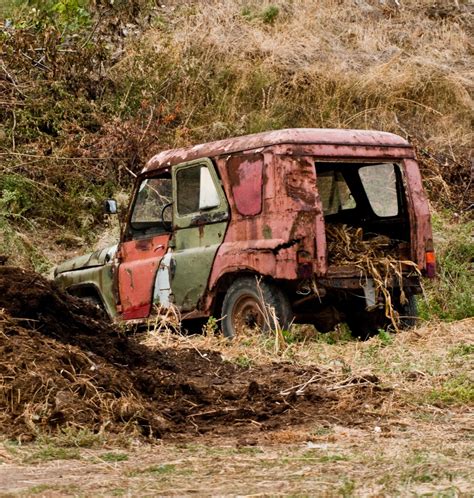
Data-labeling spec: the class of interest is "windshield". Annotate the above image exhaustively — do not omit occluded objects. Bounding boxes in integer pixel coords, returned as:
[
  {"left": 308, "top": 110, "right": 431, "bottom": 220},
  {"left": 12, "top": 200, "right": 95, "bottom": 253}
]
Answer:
[{"left": 131, "top": 177, "right": 172, "bottom": 228}]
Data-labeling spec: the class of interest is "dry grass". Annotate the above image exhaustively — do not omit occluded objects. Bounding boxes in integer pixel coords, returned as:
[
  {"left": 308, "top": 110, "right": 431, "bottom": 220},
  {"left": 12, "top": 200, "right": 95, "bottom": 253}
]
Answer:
[
  {"left": 117, "top": 0, "right": 473, "bottom": 156},
  {"left": 326, "top": 224, "right": 422, "bottom": 329},
  {"left": 2, "top": 317, "right": 471, "bottom": 496}
]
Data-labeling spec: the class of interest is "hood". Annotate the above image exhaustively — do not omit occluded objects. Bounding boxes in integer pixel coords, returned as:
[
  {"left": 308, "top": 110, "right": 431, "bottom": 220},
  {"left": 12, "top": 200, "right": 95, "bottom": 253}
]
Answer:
[{"left": 54, "top": 244, "right": 118, "bottom": 276}]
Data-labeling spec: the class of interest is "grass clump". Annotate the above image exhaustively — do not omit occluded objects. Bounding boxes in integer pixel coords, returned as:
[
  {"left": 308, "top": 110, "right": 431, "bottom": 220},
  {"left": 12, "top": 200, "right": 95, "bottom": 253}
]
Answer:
[
  {"left": 419, "top": 213, "right": 473, "bottom": 321},
  {"left": 101, "top": 452, "right": 129, "bottom": 462},
  {"left": 427, "top": 375, "right": 474, "bottom": 406}
]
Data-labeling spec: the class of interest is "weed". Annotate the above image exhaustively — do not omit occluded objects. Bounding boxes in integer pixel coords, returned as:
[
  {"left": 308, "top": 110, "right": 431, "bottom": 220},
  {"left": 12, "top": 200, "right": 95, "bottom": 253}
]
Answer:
[
  {"left": 37, "top": 427, "right": 105, "bottom": 448},
  {"left": 339, "top": 478, "right": 355, "bottom": 497},
  {"left": 127, "top": 464, "right": 176, "bottom": 477},
  {"left": 235, "top": 355, "right": 252, "bottom": 368},
  {"left": 419, "top": 214, "right": 474, "bottom": 321},
  {"left": 377, "top": 329, "right": 394, "bottom": 346},
  {"left": 427, "top": 375, "right": 474, "bottom": 405},
  {"left": 319, "top": 454, "right": 349, "bottom": 463},
  {"left": 24, "top": 445, "right": 81, "bottom": 463},
  {"left": 310, "top": 426, "right": 333, "bottom": 437},
  {"left": 101, "top": 452, "right": 129, "bottom": 462},
  {"left": 202, "top": 316, "right": 218, "bottom": 336},
  {"left": 261, "top": 5, "right": 280, "bottom": 24},
  {"left": 449, "top": 344, "right": 474, "bottom": 358},
  {"left": 27, "top": 485, "right": 55, "bottom": 494}
]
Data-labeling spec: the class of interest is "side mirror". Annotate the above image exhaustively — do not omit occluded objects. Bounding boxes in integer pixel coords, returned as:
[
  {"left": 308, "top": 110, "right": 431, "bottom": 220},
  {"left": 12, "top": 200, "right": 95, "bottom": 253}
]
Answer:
[{"left": 104, "top": 199, "right": 117, "bottom": 215}]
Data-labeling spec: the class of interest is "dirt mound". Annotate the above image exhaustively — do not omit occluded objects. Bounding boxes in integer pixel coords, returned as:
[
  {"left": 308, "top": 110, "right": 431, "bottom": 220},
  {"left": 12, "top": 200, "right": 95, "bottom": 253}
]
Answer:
[{"left": 0, "top": 267, "right": 388, "bottom": 441}]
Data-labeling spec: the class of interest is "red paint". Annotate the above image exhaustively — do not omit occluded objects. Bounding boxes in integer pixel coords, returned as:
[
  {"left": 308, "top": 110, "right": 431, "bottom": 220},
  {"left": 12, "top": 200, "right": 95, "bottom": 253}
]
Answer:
[
  {"left": 144, "top": 128, "right": 412, "bottom": 173},
  {"left": 117, "top": 233, "right": 170, "bottom": 319},
  {"left": 228, "top": 154, "right": 263, "bottom": 216},
  {"left": 402, "top": 158, "right": 434, "bottom": 274}
]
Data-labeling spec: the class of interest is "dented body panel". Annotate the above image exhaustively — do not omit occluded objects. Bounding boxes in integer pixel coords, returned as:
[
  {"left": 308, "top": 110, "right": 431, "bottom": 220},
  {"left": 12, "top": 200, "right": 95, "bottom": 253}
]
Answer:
[{"left": 54, "top": 128, "right": 433, "bottom": 328}]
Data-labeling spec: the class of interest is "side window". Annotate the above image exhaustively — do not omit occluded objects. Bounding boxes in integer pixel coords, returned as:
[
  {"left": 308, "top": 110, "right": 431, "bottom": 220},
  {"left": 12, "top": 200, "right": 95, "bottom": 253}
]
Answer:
[
  {"left": 227, "top": 154, "right": 263, "bottom": 216},
  {"left": 317, "top": 171, "right": 356, "bottom": 215},
  {"left": 131, "top": 176, "right": 172, "bottom": 228},
  {"left": 176, "top": 164, "right": 220, "bottom": 216}
]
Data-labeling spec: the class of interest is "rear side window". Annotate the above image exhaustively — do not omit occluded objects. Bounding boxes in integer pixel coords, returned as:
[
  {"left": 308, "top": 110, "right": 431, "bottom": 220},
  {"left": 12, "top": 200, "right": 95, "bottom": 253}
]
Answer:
[
  {"left": 359, "top": 163, "right": 398, "bottom": 217},
  {"left": 227, "top": 154, "right": 263, "bottom": 216},
  {"left": 317, "top": 171, "right": 356, "bottom": 215}
]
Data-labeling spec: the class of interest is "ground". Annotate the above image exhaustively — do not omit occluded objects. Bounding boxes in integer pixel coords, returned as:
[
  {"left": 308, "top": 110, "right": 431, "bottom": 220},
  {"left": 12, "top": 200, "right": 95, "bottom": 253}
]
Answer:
[{"left": 0, "top": 268, "right": 472, "bottom": 496}]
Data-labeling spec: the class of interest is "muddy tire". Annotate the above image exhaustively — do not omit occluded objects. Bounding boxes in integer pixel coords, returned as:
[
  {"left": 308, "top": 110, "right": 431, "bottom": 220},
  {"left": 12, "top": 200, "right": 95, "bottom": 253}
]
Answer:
[
  {"left": 346, "top": 307, "right": 388, "bottom": 340},
  {"left": 221, "top": 277, "right": 292, "bottom": 339},
  {"left": 398, "top": 294, "right": 418, "bottom": 329}
]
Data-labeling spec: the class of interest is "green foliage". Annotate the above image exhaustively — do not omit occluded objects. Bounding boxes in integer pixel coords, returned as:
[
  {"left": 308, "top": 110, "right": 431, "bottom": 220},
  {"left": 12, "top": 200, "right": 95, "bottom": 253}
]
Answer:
[
  {"left": 101, "top": 452, "right": 129, "bottom": 462},
  {"left": 9, "top": 0, "right": 91, "bottom": 30},
  {"left": 377, "top": 329, "right": 394, "bottom": 346},
  {"left": 419, "top": 215, "right": 474, "bottom": 321},
  {"left": 24, "top": 445, "right": 81, "bottom": 463},
  {"left": 0, "top": 174, "right": 36, "bottom": 218},
  {"left": 202, "top": 316, "right": 218, "bottom": 336},
  {"left": 32, "top": 427, "right": 106, "bottom": 450},
  {"left": 449, "top": 344, "right": 474, "bottom": 358},
  {"left": 241, "top": 5, "right": 280, "bottom": 24},
  {"left": 261, "top": 5, "right": 280, "bottom": 24},
  {"left": 427, "top": 375, "right": 474, "bottom": 405},
  {"left": 127, "top": 464, "right": 176, "bottom": 477},
  {"left": 235, "top": 355, "right": 252, "bottom": 368}
]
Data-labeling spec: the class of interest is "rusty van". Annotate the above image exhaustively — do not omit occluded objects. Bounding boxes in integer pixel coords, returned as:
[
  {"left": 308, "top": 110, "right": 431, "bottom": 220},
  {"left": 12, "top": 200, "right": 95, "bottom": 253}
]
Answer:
[{"left": 54, "top": 128, "right": 435, "bottom": 338}]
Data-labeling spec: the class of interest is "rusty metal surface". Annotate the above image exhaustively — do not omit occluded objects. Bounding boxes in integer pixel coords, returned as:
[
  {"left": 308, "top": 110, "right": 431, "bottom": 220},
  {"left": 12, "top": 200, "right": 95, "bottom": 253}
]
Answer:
[
  {"left": 145, "top": 129, "right": 412, "bottom": 172},
  {"left": 402, "top": 158, "right": 434, "bottom": 272},
  {"left": 227, "top": 154, "right": 264, "bottom": 216},
  {"left": 117, "top": 234, "right": 170, "bottom": 320},
  {"left": 207, "top": 153, "right": 321, "bottom": 298}
]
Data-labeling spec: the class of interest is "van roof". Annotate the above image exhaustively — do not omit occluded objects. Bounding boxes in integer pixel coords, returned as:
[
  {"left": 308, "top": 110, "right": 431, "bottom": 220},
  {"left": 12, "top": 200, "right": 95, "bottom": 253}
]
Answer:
[{"left": 144, "top": 128, "right": 411, "bottom": 172}]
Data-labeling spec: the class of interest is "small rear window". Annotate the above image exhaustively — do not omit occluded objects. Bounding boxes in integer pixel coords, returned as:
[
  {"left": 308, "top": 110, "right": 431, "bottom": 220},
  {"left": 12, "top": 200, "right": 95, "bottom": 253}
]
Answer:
[
  {"left": 317, "top": 171, "right": 356, "bottom": 215},
  {"left": 359, "top": 163, "right": 399, "bottom": 217},
  {"left": 228, "top": 154, "right": 263, "bottom": 216}
]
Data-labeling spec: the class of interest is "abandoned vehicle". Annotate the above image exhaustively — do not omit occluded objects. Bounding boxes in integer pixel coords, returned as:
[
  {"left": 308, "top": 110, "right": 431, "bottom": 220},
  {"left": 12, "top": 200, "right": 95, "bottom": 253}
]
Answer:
[{"left": 54, "top": 128, "right": 435, "bottom": 338}]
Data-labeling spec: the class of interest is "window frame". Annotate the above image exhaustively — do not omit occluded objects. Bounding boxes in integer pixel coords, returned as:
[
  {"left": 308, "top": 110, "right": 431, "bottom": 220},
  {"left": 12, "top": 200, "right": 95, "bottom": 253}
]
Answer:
[
  {"left": 124, "top": 171, "right": 173, "bottom": 241},
  {"left": 172, "top": 158, "right": 228, "bottom": 229}
]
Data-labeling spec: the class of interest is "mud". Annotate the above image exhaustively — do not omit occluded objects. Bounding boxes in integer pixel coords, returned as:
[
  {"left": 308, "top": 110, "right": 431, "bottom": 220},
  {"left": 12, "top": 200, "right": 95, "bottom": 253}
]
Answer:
[{"left": 0, "top": 267, "right": 388, "bottom": 441}]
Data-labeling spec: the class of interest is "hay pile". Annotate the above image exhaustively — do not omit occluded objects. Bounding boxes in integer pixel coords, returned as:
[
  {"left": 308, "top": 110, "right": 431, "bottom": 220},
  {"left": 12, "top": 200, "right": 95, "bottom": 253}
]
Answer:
[{"left": 326, "top": 224, "right": 421, "bottom": 328}]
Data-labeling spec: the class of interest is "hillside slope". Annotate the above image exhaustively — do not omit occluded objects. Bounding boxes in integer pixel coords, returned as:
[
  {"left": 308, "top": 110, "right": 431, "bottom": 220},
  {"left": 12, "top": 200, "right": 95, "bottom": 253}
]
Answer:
[{"left": 0, "top": 0, "right": 472, "bottom": 271}]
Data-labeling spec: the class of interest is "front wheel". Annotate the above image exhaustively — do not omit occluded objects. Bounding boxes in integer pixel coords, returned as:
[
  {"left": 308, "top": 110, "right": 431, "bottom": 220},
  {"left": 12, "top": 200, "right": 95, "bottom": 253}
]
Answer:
[{"left": 221, "top": 277, "right": 292, "bottom": 339}]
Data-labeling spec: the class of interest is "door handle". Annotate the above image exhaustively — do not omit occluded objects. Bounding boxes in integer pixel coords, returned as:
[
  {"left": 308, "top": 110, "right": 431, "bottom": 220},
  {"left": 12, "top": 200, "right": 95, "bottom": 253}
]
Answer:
[{"left": 154, "top": 244, "right": 165, "bottom": 251}]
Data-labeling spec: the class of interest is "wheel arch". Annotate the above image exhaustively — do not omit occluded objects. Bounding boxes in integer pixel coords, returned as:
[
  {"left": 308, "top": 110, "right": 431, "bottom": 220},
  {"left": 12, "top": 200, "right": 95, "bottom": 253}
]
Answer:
[
  {"left": 208, "top": 268, "right": 266, "bottom": 317},
  {"left": 66, "top": 283, "right": 109, "bottom": 316}
]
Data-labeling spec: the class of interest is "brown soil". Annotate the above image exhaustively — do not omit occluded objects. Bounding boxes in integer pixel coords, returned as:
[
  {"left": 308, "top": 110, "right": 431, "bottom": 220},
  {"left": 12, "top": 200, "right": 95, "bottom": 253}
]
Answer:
[{"left": 0, "top": 267, "right": 388, "bottom": 442}]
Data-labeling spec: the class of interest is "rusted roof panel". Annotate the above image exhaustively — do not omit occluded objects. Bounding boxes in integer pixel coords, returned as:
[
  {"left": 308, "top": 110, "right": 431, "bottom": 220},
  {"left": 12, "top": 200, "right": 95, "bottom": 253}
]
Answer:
[{"left": 144, "top": 128, "right": 411, "bottom": 173}]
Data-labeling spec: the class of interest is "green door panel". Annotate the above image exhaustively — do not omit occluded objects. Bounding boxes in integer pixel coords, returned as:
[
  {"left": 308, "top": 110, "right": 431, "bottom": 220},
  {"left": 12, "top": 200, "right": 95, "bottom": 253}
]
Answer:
[
  {"left": 171, "top": 221, "right": 227, "bottom": 310},
  {"left": 170, "top": 158, "right": 229, "bottom": 311}
]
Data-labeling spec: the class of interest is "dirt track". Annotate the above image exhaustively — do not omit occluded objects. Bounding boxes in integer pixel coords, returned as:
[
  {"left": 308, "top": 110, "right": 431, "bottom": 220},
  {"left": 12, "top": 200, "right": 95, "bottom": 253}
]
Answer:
[{"left": 0, "top": 266, "right": 389, "bottom": 442}]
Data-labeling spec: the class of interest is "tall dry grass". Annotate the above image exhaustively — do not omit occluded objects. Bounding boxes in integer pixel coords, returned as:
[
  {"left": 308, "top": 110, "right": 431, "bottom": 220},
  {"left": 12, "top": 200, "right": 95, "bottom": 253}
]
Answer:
[{"left": 112, "top": 0, "right": 473, "bottom": 157}]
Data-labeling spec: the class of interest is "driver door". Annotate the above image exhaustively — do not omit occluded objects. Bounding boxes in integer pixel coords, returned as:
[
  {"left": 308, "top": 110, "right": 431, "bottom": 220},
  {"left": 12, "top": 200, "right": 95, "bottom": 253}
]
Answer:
[{"left": 117, "top": 174, "right": 172, "bottom": 320}]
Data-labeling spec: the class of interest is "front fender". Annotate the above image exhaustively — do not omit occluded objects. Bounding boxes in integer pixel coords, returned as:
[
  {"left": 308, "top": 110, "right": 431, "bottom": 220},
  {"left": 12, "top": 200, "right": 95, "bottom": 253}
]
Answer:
[{"left": 55, "top": 264, "right": 117, "bottom": 319}]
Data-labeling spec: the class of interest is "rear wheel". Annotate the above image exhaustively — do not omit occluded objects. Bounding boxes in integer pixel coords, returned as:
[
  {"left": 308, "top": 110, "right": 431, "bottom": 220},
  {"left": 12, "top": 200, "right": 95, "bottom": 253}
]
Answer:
[{"left": 221, "top": 277, "right": 292, "bottom": 339}]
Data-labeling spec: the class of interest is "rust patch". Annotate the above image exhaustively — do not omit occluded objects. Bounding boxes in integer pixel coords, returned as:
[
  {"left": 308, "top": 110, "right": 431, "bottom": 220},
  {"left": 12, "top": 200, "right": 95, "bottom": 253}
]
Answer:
[{"left": 285, "top": 168, "right": 316, "bottom": 205}]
